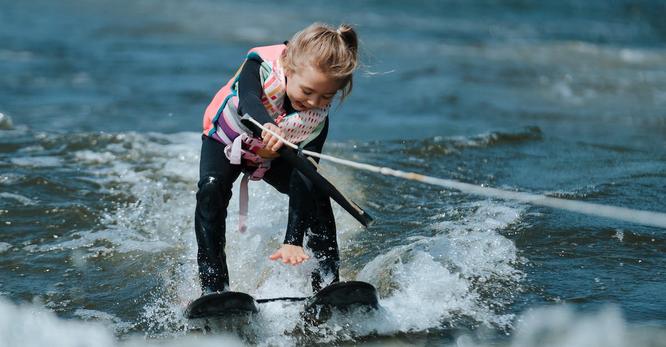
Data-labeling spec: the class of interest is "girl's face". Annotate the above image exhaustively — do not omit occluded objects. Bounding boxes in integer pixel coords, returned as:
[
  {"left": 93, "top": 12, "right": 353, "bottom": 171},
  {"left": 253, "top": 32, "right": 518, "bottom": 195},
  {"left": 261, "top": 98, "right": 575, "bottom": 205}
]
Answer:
[{"left": 285, "top": 65, "right": 341, "bottom": 111}]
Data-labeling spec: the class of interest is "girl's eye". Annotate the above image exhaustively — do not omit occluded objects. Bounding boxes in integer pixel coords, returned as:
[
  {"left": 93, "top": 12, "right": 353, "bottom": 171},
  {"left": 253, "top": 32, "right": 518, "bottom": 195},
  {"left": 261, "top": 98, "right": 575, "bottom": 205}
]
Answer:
[{"left": 302, "top": 90, "right": 312, "bottom": 95}]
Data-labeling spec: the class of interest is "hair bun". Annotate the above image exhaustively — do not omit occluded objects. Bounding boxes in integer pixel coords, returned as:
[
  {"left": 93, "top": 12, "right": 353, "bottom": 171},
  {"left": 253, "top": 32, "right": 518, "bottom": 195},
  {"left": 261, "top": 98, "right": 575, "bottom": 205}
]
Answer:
[{"left": 336, "top": 24, "right": 358, "bottom": 53}]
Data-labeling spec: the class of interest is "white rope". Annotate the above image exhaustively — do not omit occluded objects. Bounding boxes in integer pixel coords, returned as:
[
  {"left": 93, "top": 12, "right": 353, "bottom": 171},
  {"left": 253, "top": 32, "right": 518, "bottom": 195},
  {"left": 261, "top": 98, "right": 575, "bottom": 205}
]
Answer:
[{"left": 245, "top": 116, "right": 666, "bottom": 229}]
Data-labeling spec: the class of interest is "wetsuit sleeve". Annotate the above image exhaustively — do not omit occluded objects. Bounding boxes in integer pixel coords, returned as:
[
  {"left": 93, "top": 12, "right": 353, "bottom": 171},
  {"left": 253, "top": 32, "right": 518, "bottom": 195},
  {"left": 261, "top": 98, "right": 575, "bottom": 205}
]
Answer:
[
  {"left": 237, "top": 58, "right": 275, "bottom": 126},
  {"left": 283, "top": 118, "right": 330, "bottom": 246}
]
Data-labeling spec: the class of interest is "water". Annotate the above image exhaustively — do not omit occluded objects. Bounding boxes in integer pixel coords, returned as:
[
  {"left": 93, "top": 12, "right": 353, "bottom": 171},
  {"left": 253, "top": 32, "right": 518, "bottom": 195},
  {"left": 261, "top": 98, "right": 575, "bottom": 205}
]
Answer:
[{"left": 1, "top": 0, "right": 666, "bottom": 346}]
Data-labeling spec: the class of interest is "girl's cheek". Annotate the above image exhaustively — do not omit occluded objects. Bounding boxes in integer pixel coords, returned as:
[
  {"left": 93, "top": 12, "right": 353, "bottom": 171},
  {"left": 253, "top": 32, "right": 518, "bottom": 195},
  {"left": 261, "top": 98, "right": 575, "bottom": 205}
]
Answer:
[{"left": 289, "top": 89, "right": 302, "bottom": 101}]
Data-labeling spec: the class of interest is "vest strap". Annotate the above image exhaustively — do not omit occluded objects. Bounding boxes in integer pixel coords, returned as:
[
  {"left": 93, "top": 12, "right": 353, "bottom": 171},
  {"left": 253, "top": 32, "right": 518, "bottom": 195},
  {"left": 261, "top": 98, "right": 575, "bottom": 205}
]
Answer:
[
  {"left": 239, "top": 173, "right": 250, "bottom": 233},
  {"left": 224, "top": 133, "right": 274, "bottom": 233}
]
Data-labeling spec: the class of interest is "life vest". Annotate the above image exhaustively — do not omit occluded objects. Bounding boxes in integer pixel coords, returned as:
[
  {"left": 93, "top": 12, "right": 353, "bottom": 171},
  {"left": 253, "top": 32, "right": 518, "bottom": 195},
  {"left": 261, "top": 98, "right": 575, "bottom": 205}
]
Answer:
[
  {"left": 202, "top": 44, "right": 328, "bottom": 153},
  {"left": 201, "top": 44, "right": 329, "bottom": 232}
]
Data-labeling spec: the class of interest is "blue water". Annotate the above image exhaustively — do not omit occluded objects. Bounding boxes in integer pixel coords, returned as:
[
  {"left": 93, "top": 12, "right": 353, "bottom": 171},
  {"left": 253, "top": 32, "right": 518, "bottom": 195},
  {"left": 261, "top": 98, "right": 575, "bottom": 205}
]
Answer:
[{"left": 1, "top": 0, "right": 666, "bottom": 346}]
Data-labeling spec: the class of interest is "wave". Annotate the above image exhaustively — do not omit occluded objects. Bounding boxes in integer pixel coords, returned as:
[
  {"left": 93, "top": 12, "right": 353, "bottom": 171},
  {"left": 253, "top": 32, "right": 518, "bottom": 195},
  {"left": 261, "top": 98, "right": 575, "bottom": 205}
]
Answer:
[
  {"left": 336, "top": 127, "right": 543, "bottom": 160},
  {"left": 0, "top": 113, "right": 13, "bottom": 130}
]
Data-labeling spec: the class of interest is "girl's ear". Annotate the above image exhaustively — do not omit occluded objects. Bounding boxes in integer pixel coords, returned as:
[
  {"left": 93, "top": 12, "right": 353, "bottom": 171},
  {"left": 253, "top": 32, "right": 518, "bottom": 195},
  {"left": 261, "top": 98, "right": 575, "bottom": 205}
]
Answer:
[{"left": 279, "top": 48, "right": 289, "bottom": 76}]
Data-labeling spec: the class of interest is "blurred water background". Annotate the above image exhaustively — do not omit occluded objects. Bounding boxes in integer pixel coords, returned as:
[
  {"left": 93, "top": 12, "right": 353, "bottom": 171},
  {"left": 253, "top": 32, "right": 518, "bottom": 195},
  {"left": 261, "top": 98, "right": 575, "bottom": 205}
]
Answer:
[{"left": 1, "top": 0, "right": 665, "bottom": 346}]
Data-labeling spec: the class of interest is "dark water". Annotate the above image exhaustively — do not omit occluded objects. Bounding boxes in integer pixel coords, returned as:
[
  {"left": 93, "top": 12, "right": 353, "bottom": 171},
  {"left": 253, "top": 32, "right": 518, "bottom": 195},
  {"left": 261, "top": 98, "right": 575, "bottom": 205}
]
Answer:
[{"left": 1, "top": 0, "right": 666, "bottom": 346}]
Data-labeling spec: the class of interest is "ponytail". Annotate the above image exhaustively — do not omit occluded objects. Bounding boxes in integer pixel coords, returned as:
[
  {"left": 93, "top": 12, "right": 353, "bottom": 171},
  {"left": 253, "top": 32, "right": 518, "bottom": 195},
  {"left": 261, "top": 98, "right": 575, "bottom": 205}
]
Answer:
[{"left": 336, "top": 24, "right": 358, "bottom": 56}]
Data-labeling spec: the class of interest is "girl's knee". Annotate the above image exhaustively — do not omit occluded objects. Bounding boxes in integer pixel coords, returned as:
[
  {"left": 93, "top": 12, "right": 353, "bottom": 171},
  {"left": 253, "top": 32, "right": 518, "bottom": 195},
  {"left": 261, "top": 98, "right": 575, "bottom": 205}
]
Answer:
[{"left": 197, "top": 176, "right": 233, "bottom": 205}]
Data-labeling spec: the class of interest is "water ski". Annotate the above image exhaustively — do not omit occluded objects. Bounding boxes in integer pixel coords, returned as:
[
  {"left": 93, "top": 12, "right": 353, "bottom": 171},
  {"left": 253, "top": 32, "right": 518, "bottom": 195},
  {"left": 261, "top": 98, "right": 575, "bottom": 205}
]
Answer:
[
  {"left": 302, "top": 281, "right": 379, "bottom": 324},
  {"left": 185, "top": 291, "right": 258, "bottom": 319},
  {"left": 306, "top": 281, "right": 379, "bottom": 309}
]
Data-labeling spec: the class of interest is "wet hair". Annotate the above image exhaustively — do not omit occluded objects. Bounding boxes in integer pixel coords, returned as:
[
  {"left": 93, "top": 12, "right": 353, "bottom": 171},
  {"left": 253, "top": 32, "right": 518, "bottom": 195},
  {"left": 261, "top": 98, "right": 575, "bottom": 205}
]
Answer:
[{"left": 282, "top": 23, "right": 359, "bottom": 100}]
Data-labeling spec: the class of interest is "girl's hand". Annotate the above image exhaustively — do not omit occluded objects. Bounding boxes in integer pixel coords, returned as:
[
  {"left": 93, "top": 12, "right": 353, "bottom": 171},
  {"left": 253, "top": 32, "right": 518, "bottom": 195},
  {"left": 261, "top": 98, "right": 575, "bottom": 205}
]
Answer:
[
  {"left": 261, "top": 123, "right": 285, "bottom": 152},
  {"left": 269, "top": 244, "right": 310, "bottom": 266}
]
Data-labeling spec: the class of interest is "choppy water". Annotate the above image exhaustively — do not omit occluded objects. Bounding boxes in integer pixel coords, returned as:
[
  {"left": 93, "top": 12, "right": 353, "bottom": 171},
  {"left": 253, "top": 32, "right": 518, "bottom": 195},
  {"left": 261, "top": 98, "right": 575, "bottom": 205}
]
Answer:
[{"left": 1, "top": 0, "right": 666, "bottom": 346}]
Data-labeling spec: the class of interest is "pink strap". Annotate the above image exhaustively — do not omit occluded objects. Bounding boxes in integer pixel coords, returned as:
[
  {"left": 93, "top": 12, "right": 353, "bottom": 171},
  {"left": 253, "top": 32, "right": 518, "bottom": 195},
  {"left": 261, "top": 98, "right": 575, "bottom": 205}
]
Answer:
[
  {"left": 223, "top": 133, "right": 274, "bottom": 233},
  {"left": 239, "top": 173, "right": 250, "bottom": 233},
  {"left": 225, "top": 133, "right": 245, "bottom": 165}
]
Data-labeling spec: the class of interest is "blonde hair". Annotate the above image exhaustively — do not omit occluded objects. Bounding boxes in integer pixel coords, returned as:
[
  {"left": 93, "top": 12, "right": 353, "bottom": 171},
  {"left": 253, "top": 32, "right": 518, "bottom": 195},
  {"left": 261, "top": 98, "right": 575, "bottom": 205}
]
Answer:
[{"left": 282, "top": 23, "right": 359, "bottom": 100}]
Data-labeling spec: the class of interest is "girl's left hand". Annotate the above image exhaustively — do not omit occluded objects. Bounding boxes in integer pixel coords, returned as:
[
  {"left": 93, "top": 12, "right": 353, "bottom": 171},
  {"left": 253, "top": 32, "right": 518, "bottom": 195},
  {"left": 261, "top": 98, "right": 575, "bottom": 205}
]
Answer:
[{"left": 269, "top": 244, "right": 310, "bottom": 265}]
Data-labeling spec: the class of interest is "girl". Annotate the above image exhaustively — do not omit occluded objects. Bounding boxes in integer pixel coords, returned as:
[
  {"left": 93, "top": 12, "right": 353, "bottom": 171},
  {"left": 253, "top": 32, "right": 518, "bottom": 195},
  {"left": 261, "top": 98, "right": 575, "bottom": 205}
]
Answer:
[{"left": 195, "top": 23, "right": 359, "bottom": 295}]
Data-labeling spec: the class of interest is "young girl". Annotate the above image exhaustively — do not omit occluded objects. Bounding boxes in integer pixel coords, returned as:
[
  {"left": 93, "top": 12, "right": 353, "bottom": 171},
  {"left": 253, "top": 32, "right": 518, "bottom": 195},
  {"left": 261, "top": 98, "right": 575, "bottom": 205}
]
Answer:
[{"left": 195, "top": 23, "right": 359, "bottom": 295}]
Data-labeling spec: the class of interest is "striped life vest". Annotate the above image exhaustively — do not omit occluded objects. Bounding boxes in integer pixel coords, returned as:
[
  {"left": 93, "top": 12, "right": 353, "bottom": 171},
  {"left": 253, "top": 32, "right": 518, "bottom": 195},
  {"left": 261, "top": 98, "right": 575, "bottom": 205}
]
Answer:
[
  {"left": 201, "top": 44, "right": 329, "bottom": 232},
  {"left": 202, "top": 44, "right": 328, "bottom": 152}
]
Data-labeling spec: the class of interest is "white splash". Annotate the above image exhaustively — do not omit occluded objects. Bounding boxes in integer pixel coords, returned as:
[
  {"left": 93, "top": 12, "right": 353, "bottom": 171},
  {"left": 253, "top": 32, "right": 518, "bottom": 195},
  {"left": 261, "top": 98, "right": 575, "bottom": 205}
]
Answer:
[
  {"left": 0, "top": 242, "right": 12, "bottom": 253},
  {"left": 358, "top": 201, "right": 525, "bottom": 332},
  {"left": 453, "top": 305, "right": 666, "bottom": 347},
  {"left": 0, "top": 298, "right": 247, "bottom": 347},
  {"left": 54, "top": 131, "right": 526, "bottom": 344}
]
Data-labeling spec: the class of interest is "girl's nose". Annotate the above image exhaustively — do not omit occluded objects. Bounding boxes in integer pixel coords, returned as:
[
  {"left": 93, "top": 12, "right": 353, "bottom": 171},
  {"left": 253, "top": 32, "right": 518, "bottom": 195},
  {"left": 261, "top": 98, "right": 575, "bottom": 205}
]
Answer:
[{"left": 307, "top": 97, "right": 322, "bottom": 108}]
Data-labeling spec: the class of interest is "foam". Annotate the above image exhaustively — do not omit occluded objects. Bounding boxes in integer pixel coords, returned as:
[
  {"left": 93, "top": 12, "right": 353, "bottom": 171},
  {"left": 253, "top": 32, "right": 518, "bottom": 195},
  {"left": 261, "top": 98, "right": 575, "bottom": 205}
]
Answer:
[
  {"left": 0, "top": 298, "right": 247, "bottom": 347},
  {"left": 358, "top": 201, "right": 525, "bottom": 332},
  {"left": 453, "top": 305, "right": 666, "bottom": 347},
  {"left": 0, "top": 242, "right": 12, "bottom": 253},
  {"left": 380, "top": 252, "right": 485, "bottom": 331},
  {"left": 94, "top": 131, "right": 525, "bottom": 343},
  {"left": 21, "top": 133, "right": 202, "bottom": 259},
  {"left": 430, "top": 203, "right": 524, "bottom": 280},
  {"left": 0, "top": 112, "right": 13, "bottom": 130},
  {"left": 74, "top": 308, "right": 134, "bottom": 334},
  {"left": 0, "top": 298, "right": 116, "bottom": 347},
  {"left": 0, "top": 192, "right": 36, "bottom": 206},
  {"left": 511, "top": 305, "right": 626, "bottom": 347},
  {"left": 10, "top": 156, "right": 63, "bottom": 168},
  {"left": 26, "top": 229, "right": 171, "bottom": 255},
  {"left": 0, "top": 173, "right": 24, "bottom": 185},
  {"left": 74, "top": 150, "right": 117, "bottom": 164}
]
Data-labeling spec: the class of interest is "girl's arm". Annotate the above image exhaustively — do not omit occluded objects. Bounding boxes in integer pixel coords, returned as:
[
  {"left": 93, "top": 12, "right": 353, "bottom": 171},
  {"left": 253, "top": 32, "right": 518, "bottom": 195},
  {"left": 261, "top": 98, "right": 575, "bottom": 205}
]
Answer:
[
  {"left": 238, "top": 58, "right": 285, "bottom": 151},
  {"left": 237, "top": 58, "right": 275, "bottom": 126},
  {"left": 270, "top": 119, "right": 329, "bottom": 265}
]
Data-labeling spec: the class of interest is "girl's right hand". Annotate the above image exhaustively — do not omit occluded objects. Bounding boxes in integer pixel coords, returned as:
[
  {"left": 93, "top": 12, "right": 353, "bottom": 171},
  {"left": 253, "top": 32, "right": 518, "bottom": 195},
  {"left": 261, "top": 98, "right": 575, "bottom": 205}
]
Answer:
[
  {"left": 269, "top": 244, "right": 310, "bottom": 265},
  {"left": 261, "top": 123, "right": 285, "bottom": 152}
]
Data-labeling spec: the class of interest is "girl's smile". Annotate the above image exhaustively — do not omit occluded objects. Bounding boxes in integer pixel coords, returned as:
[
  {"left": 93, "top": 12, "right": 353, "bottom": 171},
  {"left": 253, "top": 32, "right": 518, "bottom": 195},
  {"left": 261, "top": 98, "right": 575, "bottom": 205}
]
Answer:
[{"left": 285, "top": 64, "right": 342, "bottom": 111}]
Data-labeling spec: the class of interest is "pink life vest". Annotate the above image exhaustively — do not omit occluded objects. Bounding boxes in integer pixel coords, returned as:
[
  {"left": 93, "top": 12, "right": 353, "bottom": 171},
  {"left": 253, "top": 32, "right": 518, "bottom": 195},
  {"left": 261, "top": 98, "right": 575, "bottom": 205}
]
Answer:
[
  {"left": 202, "top": 44, "right": 328, "bottom": 151},
  {"left": 201, "top": 44, "right": 329, "bottom": 232}
]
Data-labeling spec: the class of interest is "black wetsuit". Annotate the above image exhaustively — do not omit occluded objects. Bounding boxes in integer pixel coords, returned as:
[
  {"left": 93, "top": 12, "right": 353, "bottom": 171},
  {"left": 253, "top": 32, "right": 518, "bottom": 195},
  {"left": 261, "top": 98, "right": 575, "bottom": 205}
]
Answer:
[{"left": 194, "top": 56, "right": 339, "bottom": 294}]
